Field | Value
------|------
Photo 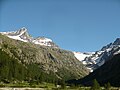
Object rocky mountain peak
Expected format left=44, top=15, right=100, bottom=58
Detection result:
left=113, top=38, right=120, bottom=45
left=15, top=27, right=27, bottom=34
left=19, top=27, right=27, bottom=32
left=0, top=27, right=58, bottom=48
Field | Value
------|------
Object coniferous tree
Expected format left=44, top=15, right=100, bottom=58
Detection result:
left=90, top=79, right=101, bottom=90
left=60, top=79, right=66, bottom=89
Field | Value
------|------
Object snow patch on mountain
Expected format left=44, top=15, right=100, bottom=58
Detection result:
left=32, top=37, right=53, bottom=46
left=114, top=49, right=120, bottom=55
left=73, top=52, right=90, bottom=62
left=73, top=52, right=94, bottom=72
left=8, top=35, right=28, bottom=42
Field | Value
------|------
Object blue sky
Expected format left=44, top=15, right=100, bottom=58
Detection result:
left=0, top=0, right=120, bottom=52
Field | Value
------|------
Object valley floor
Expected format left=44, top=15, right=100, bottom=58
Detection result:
left=0, top=88, right=46, bottom=90
left=0, top=87, right=120, bottom=90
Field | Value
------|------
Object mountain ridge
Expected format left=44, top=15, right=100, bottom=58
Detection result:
left=73, top=38, right=120, bottom=72
left=0, top=27, right=58, bottom=48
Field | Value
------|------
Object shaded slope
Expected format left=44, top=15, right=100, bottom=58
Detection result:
left=68, top=54, right=120, bottom=86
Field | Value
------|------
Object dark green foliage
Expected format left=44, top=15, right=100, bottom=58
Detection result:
left=90, top=79, right=101, bottom=90
left=104, top=82, right=111, bottom=90
left=26, top=63, right=58, bottom=83
left=0, top=49, right=58, bottom=83
left=0, top=49, right=27, bottom=82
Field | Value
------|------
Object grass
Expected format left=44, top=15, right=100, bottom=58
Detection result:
left=0, top=81, right=119, bottom=90
left=0, top=82, right=55, bottom=88
left=0, top=85, right=120, bottom=90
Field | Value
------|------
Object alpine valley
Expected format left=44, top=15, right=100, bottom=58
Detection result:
left=1, top=27, right=120, bottom=87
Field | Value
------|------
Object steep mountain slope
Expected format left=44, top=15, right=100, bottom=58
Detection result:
left=0, top=32, right=89, bottom=81
left=74, top=38, right=120, bottom=71
left=68, top=54, right=120, bottom=86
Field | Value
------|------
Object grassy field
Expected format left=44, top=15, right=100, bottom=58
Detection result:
left=0, top=87, right=120, bottom=90
left=0, top=82, right=55, bottom=90
left=0, top=83, right=120, bottom=90
left=0, top=88, right=46, bottom=90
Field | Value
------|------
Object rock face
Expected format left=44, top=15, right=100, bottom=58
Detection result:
left=0, top=30, right=89, bottom=80
left=0, top=27, right=58, bottom=48
left=74, top=38, right=120, bottom=72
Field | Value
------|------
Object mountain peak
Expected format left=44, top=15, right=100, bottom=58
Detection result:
left=14, top=27, right=28, bottom=36
left=18, top=27, right=27, bottom=33
left=21, top=27, right=27, bottom=30
left=113, top=38, right=120, bottom=45
left=0, top=27, right=59, bottom=48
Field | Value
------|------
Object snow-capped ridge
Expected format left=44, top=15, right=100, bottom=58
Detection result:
left=0, top=27, right=58, bottom=48
left=32, top=37, right=58, bottom=47
left=74, top=38, right=120, bottom=72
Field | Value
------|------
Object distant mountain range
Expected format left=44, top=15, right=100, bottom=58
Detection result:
left=73, top=38, right=120, bottom=72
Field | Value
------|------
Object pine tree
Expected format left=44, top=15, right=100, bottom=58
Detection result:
left=90, top=79, right=101, bottom=90
left=59, top=79, right=66, bottom=89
